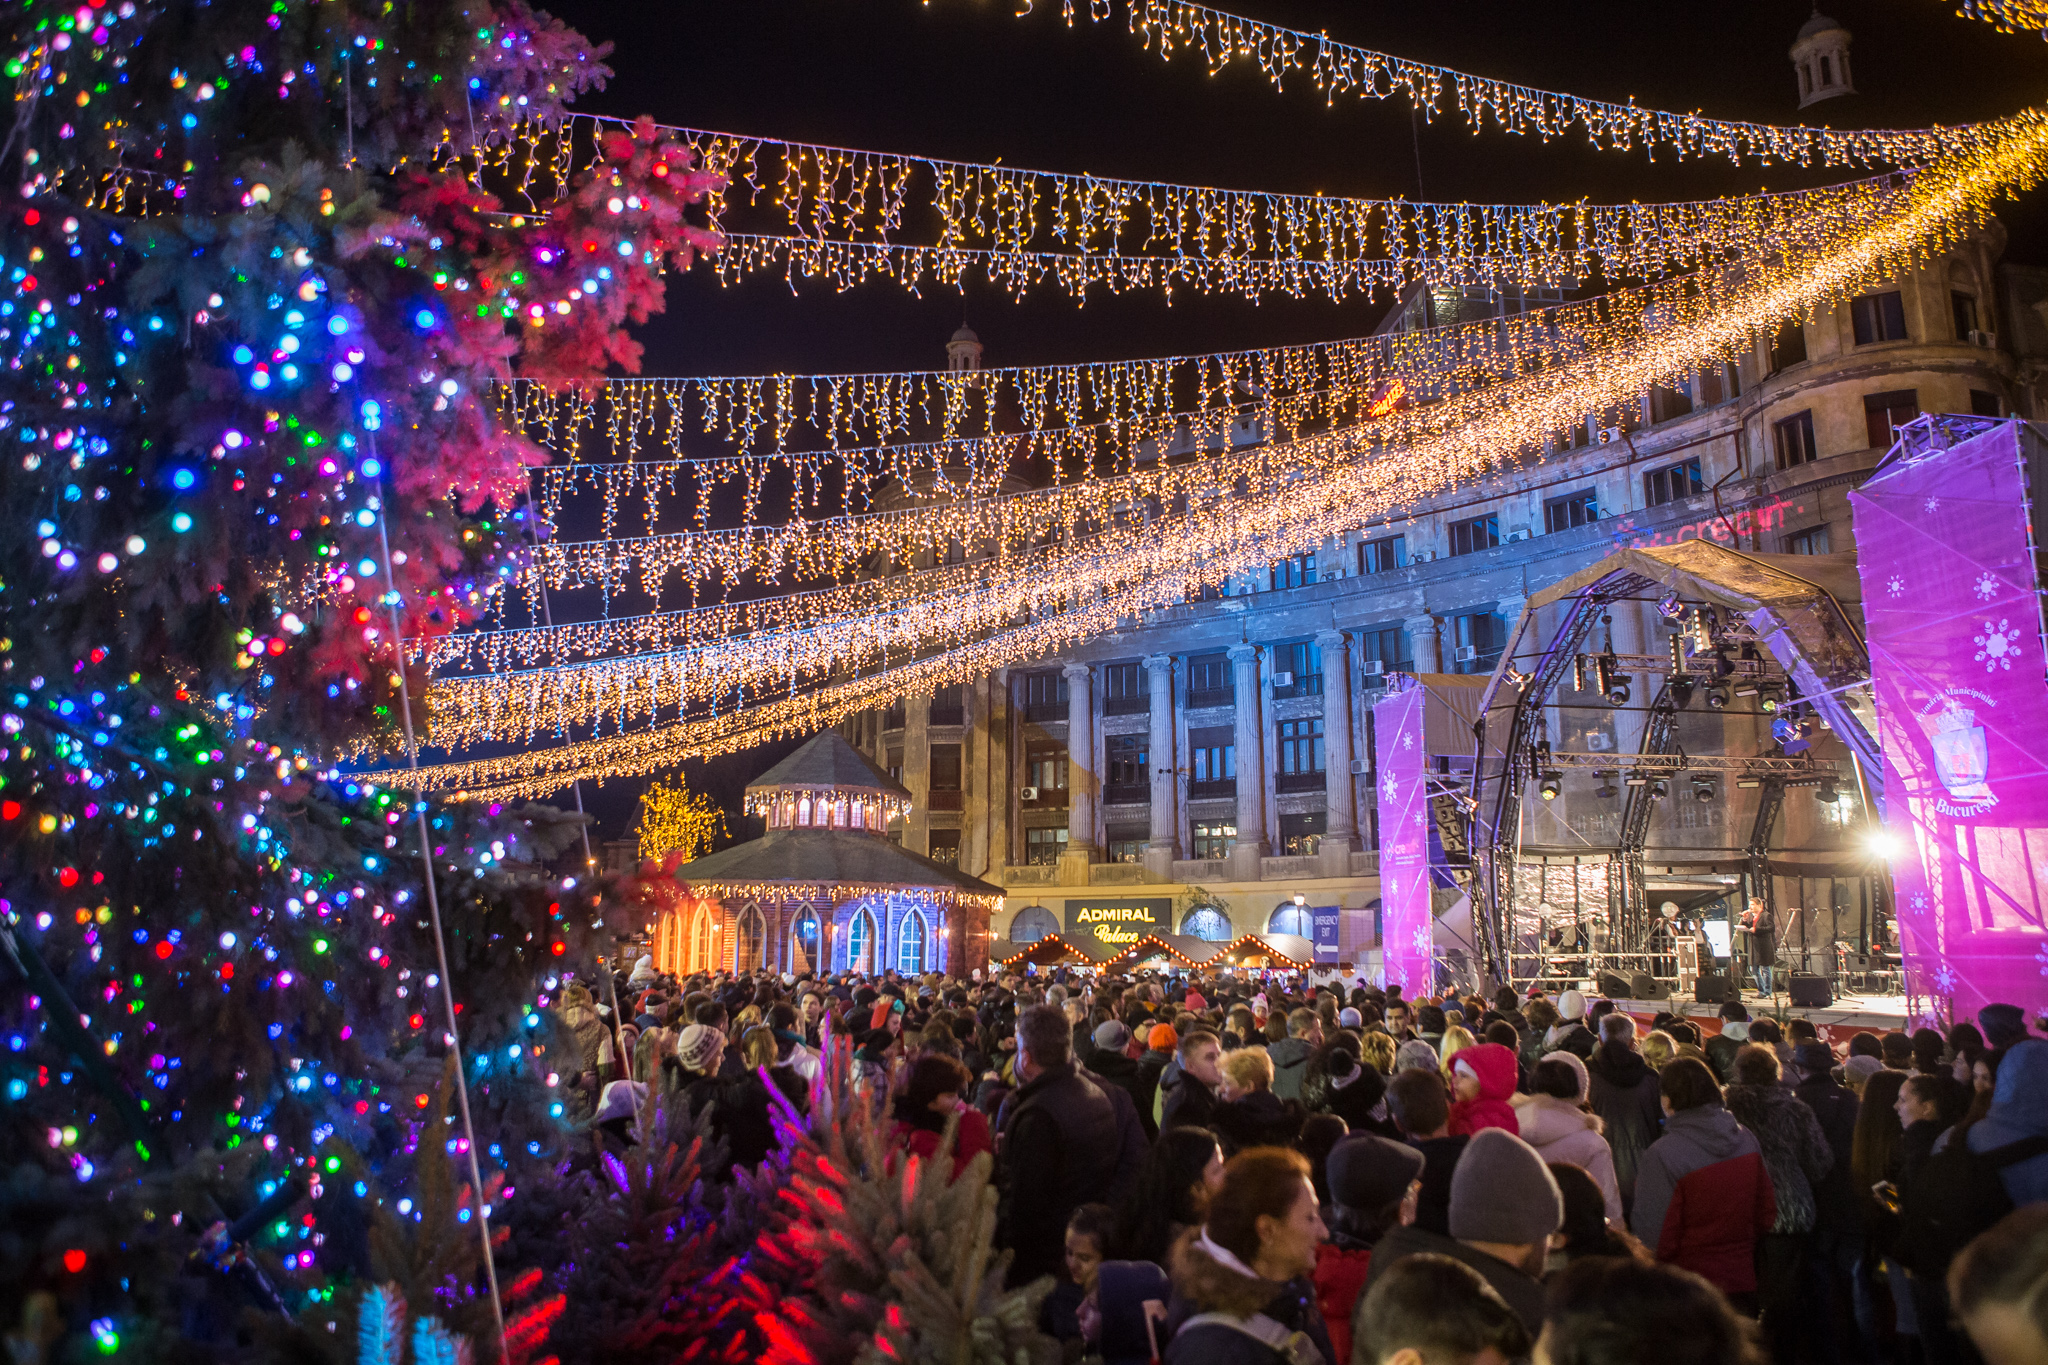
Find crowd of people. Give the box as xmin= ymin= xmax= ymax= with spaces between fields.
xmin=557 ymin=958 xmax=2048 ymax=1365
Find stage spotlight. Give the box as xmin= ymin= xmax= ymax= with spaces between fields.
xmin=1657 ymin=594 xmax=1686 ymax=619
xmin=1539 ymin=771 xmax=1562 ymax=801
xmin=1816 ymin=777 xmax=1840 ymax=804
xmin=1692 ymin=777 xmax=1715 ymax=803
xmin=1594 ymin=773 xmax=1619 ymax=799
xmin=1706 ymin=684 xmax=1730 ymax=710
xmin=1650 ymin=780 xmax=1669 ymax=800
xmin=1669 ymin=676 xmax=1695 ymax=709
xmin=1760 ymin=683 xmax=1782 ymax=713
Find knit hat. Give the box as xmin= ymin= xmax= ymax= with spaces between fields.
xmin=1094 ymin=1020 xmax=1133 ymax=1052
xmin=1547 ymin=1050 xmax=1590 ymax=1101
xmin=1448 ymin=1129 xmax=1564 ymax=1246
xmin=1843 ymin=1055 xmax=1886 ymax=1087
xmin=1147 ymin=1023 xmax=1180 ymax=1051
xmin=1979 ymin=1002 xmax=2029 ymax=1048
xmin=593 ymin=1080 xmax=647 ymax=1125
xmin=1558 ymin=988 xmax=1587 ymax=1021
xmin=1395 ymin=1040 xmax=1441 ymax=1073
xmin=1791 ymin=1041 xmax=1837 ymax=1075
xmin=1327 ymin=1134 xmax=1425 ymax=1215
xmin=1338 ymin=1007 xmax=1363 ymax=1028
xmin=677 ymin=1023 xmax=725 ymax=1073
xmin=1185 ymin=990 xmax=1208 ymax=1010
xmin=628 ymin=954 xmax=657 ymax=986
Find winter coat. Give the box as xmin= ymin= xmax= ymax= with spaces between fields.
xmin=1544 ymin=1022 xmax=1597 ymax=1061
xmin=1322 ymin=1065 xmax=1397 ymax=1138
xmin=1725 ymin=1081 xmax=1834 ymax=1234
xmin=1266 ymin=1036 xmax=1316 ymax=1102
xmin=1211 ymin=1090 xmax=1308 ymax=1156
xmin=891 ymin=1107 xmax=994 ymax=1177
xmin=1512 ymin=1093 xmax=1623 ymax=1225
xmin=1365 ymin=1224 xmax=1547 ymax=1333
xmin=1410 ymin=1134 xmax=1469 ymax=1236
xmin=1137 ymin=1047 xmax=1174 ymax=1123
xmin=1164 ymin=1228 xmax=1336 ymax=1365
xmin=1795 ymin=1073 xmax=1862 ymax=1234
xmin=1446 ymin=1043 xmax=1520 ymax=1138
xmin=1088 ymin=1047 xmax=1157 ymax=1140
xmin=1312 ymin=1243 xmax=1372 ymax=1365
xmin=1161 ymin=1072 xmax=1220 ymax=1134
xmin=1704 ymin=1022 xmax=1748 ymax=1082
xmin=1630 ymin=1103 xmax=1777 ymax=1293
xmin=1585 ymin=1044 xmax=1663 ymax=1204
xmin=1967 ymin=1038 xmax=2048 ymax=1206
xmin=997 ymin=1063 xmax=1121 ymax=1286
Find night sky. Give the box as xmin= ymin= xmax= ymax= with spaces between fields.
xmin=496 ymin=0 xmax=2048 ymax=845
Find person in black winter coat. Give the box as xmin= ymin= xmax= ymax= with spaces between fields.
xmin=1318 ymin=1047 xmax=1397 ymax=1137
xmin=1135 ymin=1023 xmax=1177 ymax=1125
xmin=998 ymin=1005 xmax=1122 ymax=1288
xmin=1086 ymin=1020 xmax=1157 ymax=1140
xmin=1210 ymin=1047 xmax=1308 ymax=1157
xmin=1161 ymin=1030 xmax=1224 ymax=1133
xmin=1584 ymin=1015 xmax=1664 ymax=1213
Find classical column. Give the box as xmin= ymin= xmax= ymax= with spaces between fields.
xmin=1144 ymin=654 xmax=1179 ymax=878
xmin=1062 ymin=663 xmax=1097 ymax=882
xmin=1316 ymin=629 xmax=1357 ymax=877
xmin=1228 ymin=643 xmax=1270 ymax=880
xmin=905 ymin=690 xmax=931 ymax=857
xmin=1405 ymin=613 xmax=1442 ymax=673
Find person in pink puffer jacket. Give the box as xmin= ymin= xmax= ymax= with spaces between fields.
xmin=1511 ymin=1054 xmax=1623 ymax=1226
xmin=1447 ymin=1042 xmax=1521 ymax=1137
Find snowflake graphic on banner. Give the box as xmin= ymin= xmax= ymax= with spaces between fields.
xmin=1413 ymin=926 xmax=1433 ymax=953
xmin=1925 ymin=496 xmax=1943 ymax=513
xmin=1909 ymin=892 xmax=1930 ymax=920
xmin=1975 ymin=572 xmax=2000 ymax=601
xmin=2037 ymin=942 xmax=2048 ymax=978
xmin=1382 ymin=773 xmax=1400 ymax=803
xmin=1934 ymin=963 xmax=1960 ymax=996
xmin=1974 ymin=618 xmax=2018 ymax=671
xmin=1887 ymin=574 xmax=1906 ymax=598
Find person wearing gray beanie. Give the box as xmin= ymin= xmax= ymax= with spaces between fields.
xmin=1361 ymin=1127 xmax=1561 ymax=1332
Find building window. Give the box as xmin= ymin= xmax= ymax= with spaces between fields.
xmin=1864 ymin=389 xmax=1919 ymax=448
xmin=1649 ymin=382 xmax=1694 ymax=424
xmin=1009 ymin=905 xmax=1058 ymax=943
xmin=1771 ymin=319 xmax=1808 ymax=369
xmin=897 ymin=911 xmax=927 ymax=974
xmin=1103 ymin=661 xmax=1147 ymax=714
xmin=1451 ymin=612 xmax=1504 ymax=675
xmin=1272 ymin=640 xmax=1322 ymax=698
xmin=1024 ymin=826 xmax=1068 ymax=865
xmin=1269 ymin=903 xmax=1313 ymax=936
xmin=1359 ymin=626 xmax=1414 ymax=689
xmin=1106 ymin=732 xmax=1148 ymax=801
xmin=792 ymin=912 xmax=820 ymax=971
xmin=1851 ymin=291 xmax=1908 ymax=345
xmin=1970 ymin=389 xmax=2002 ymax=418
xmin=691 ymin=908 xmax=715 ymax=974
xmin=930 ymin=744 xmax=962 ymax=811
xmin=1188 ymin=652 xmax=1234 ymax=709
xmin=1277 ymin=811 xmax=1328 ymax=857
xmin=1698 ymin=364 xmax=1737 ymax=407
xmin=1784 ymin=525 xmax=1832 ymax=556
xmin=1543 ymin=489 xmax=1598 ymax=534
xmin=1106 ymin=833 xmax=1147 ymax=864
xmin=847 ymin=910 xmax=876 ymax=973
xmin=1182 ymin=904 xmax=1233 ymax=939
xmin=1021 ymin=670 xmax=1069 ymax=722
xmin=1773 ymin=411 xmax=1817 ymax=470
xmin=1448 ymin=513 xmax=1499 ymax=557
xmin=884 ymin=698 xmax=905 ymax=730
xmin=1953 ymin=290 xmax=1980 ymax=340
xmin=1270 ymin=553 xmax=1316 ymax=591
xmin=886 ymin=747 xmax=904 ymax=783
xmin=930 ymin=682 xmax=964 ymax=726
xmin=737 ymin=905 xmax=768 ymax=972
xmin=1191 ymin=727 xmax=1236 ymax=795
xmin=1024 ymin=742 xmax=1067 ymax=798
xmin=1644 ymin=457 xmax=1704 ymax=508
xmin=1276 ymin=718 xmax=1325 ymax=790
xmin=1359 ymin=534 xmax=1407 ymax=574
xmin=927 ymin=828 xmax=961 ymax=867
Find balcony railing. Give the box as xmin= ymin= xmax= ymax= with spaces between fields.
xmin=1020 ymin=788 xmax=1069 ymax=811
xmin=1104 ymin=695 xmax=1150 ymax=716
xmin=1275 ymin=771 xmax=1325 ymax=794
xmin=1190 ymin=779 xmax=1236 ymax=800
xmin=927 ymin=790 xmax=963 ymax=811
xmin=1271 ymin=673 xmax=1324 ymax=700
xmin=1102 ymin=782 xmax=1150 ymax=805
xmin=1022 ymin=702 xmax=1066 ymax=723
xmin=928 ymin=704 xmax=965 ymax=726
xmin=1187 ymin=687 xmax=1235 ymax=710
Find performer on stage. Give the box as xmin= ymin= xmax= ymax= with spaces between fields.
xmin=1738 ymin=899 xmax=1775 ymax=995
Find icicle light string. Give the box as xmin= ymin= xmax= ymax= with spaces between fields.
xmin=1949 ymin=0 xmax=2048 ymax=39
xmin=464 ymin=115 xmax=1929 ymax=306
xmin=375 ymin=104 xmax=2048 ymax=779
xmin=1012 ymin=0 xmax=1984 ymax=167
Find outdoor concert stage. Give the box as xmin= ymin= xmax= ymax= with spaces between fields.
xmin=1610 ymin=989 xmax=1912 ymax=1047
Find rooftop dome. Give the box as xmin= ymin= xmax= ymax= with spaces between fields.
xmin=1798 ymin=9 xmax=1846 ymax=38
xmin=950 ymin=323 xmax=980 ymax=344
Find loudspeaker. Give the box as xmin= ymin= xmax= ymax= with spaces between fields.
xmin=1788 ymin=973 xmax=1834 ymax=1008
xmin=1694 ymin=973 xmax=1736 ymax=1004
xmin=1598 ymin=971 xmax=1632 ymax=999
xmin=1630 ymin=972 xmax=1660 ymax=999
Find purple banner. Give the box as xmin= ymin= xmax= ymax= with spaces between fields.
xmin=1374 ymin=683 xmax=1433 ymax=993
xmin=1851 ymin=421 xmax=2048 ymax=1021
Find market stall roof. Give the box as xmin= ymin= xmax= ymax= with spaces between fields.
xmin=995 ymin=934 xmax=1109 ymax=968
xmin=1097 ymin=931 xmax=1319 ymax=971
xmin=670 ymin=827 xmax=1002 ymax=908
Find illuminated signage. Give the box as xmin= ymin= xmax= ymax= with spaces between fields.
xmin=1064 ymin=898 xmax=1173 ymax=955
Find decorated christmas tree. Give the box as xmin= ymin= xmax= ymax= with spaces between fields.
xmin=0 ymin=0 xmax=720 ymax=1357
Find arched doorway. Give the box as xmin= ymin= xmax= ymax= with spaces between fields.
xmin=898 ymin=909 xmax=928 ymax=974
xmin=690 ymin=907 xmax=716 ymax=973
xmin=1181 ymin=905 xmax=1232 ymax=941
xmin=736 ymin=903 xmax=768 ymax=973
xmin=1268 ymin=903 xmax=1312 ymax=937
xmin=791 ymin=910 xmax=820 ymax=972
xmin=1009 ymin=905 xmax=1058 ymax=943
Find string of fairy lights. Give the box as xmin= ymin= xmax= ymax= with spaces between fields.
xmin=373 ymin=105 xmax=2048 ymax=788
xmin=1014 ymin=0 xmax=1988 ymax=166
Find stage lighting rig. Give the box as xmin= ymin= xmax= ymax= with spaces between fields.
xmin=1706 ymin=684 xmax=1730 ymax=710
xmin=1816 ymin=777 xmax=1840 ymax=804
xmin=1669 ymin=675 xmax=1695 ymax=709
xmin=1597 ymin=652 xmax=1630 ymax=706
xmin=1540 ymin=771 xmax=1563 ymax=800
xmin=1594 ymin=772 xmax=1619 ymax=799
xmin=1692 ymin=776 xmax=1716 ymax=802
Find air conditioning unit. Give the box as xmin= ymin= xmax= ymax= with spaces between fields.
xmin=1455 ymin=645 xmax=1479 ymax=663
xmin=1271 ymin=671 xmax=1294 ymax=687
xmin=1349 ymin=758 xmax=1370 ymax=776
xmin=1970 ymin=329 xmax=1998 ymax=349
xmin=1019 ymin=786 xmax=1040 ymax=802
xmin=1359 ymin=660 xmax=1385 ymax=676
xmin=1506 ymin=530 xmax=1528 ymax=542
xmin=1601 ymin=426 xmax=1624 ymax=444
